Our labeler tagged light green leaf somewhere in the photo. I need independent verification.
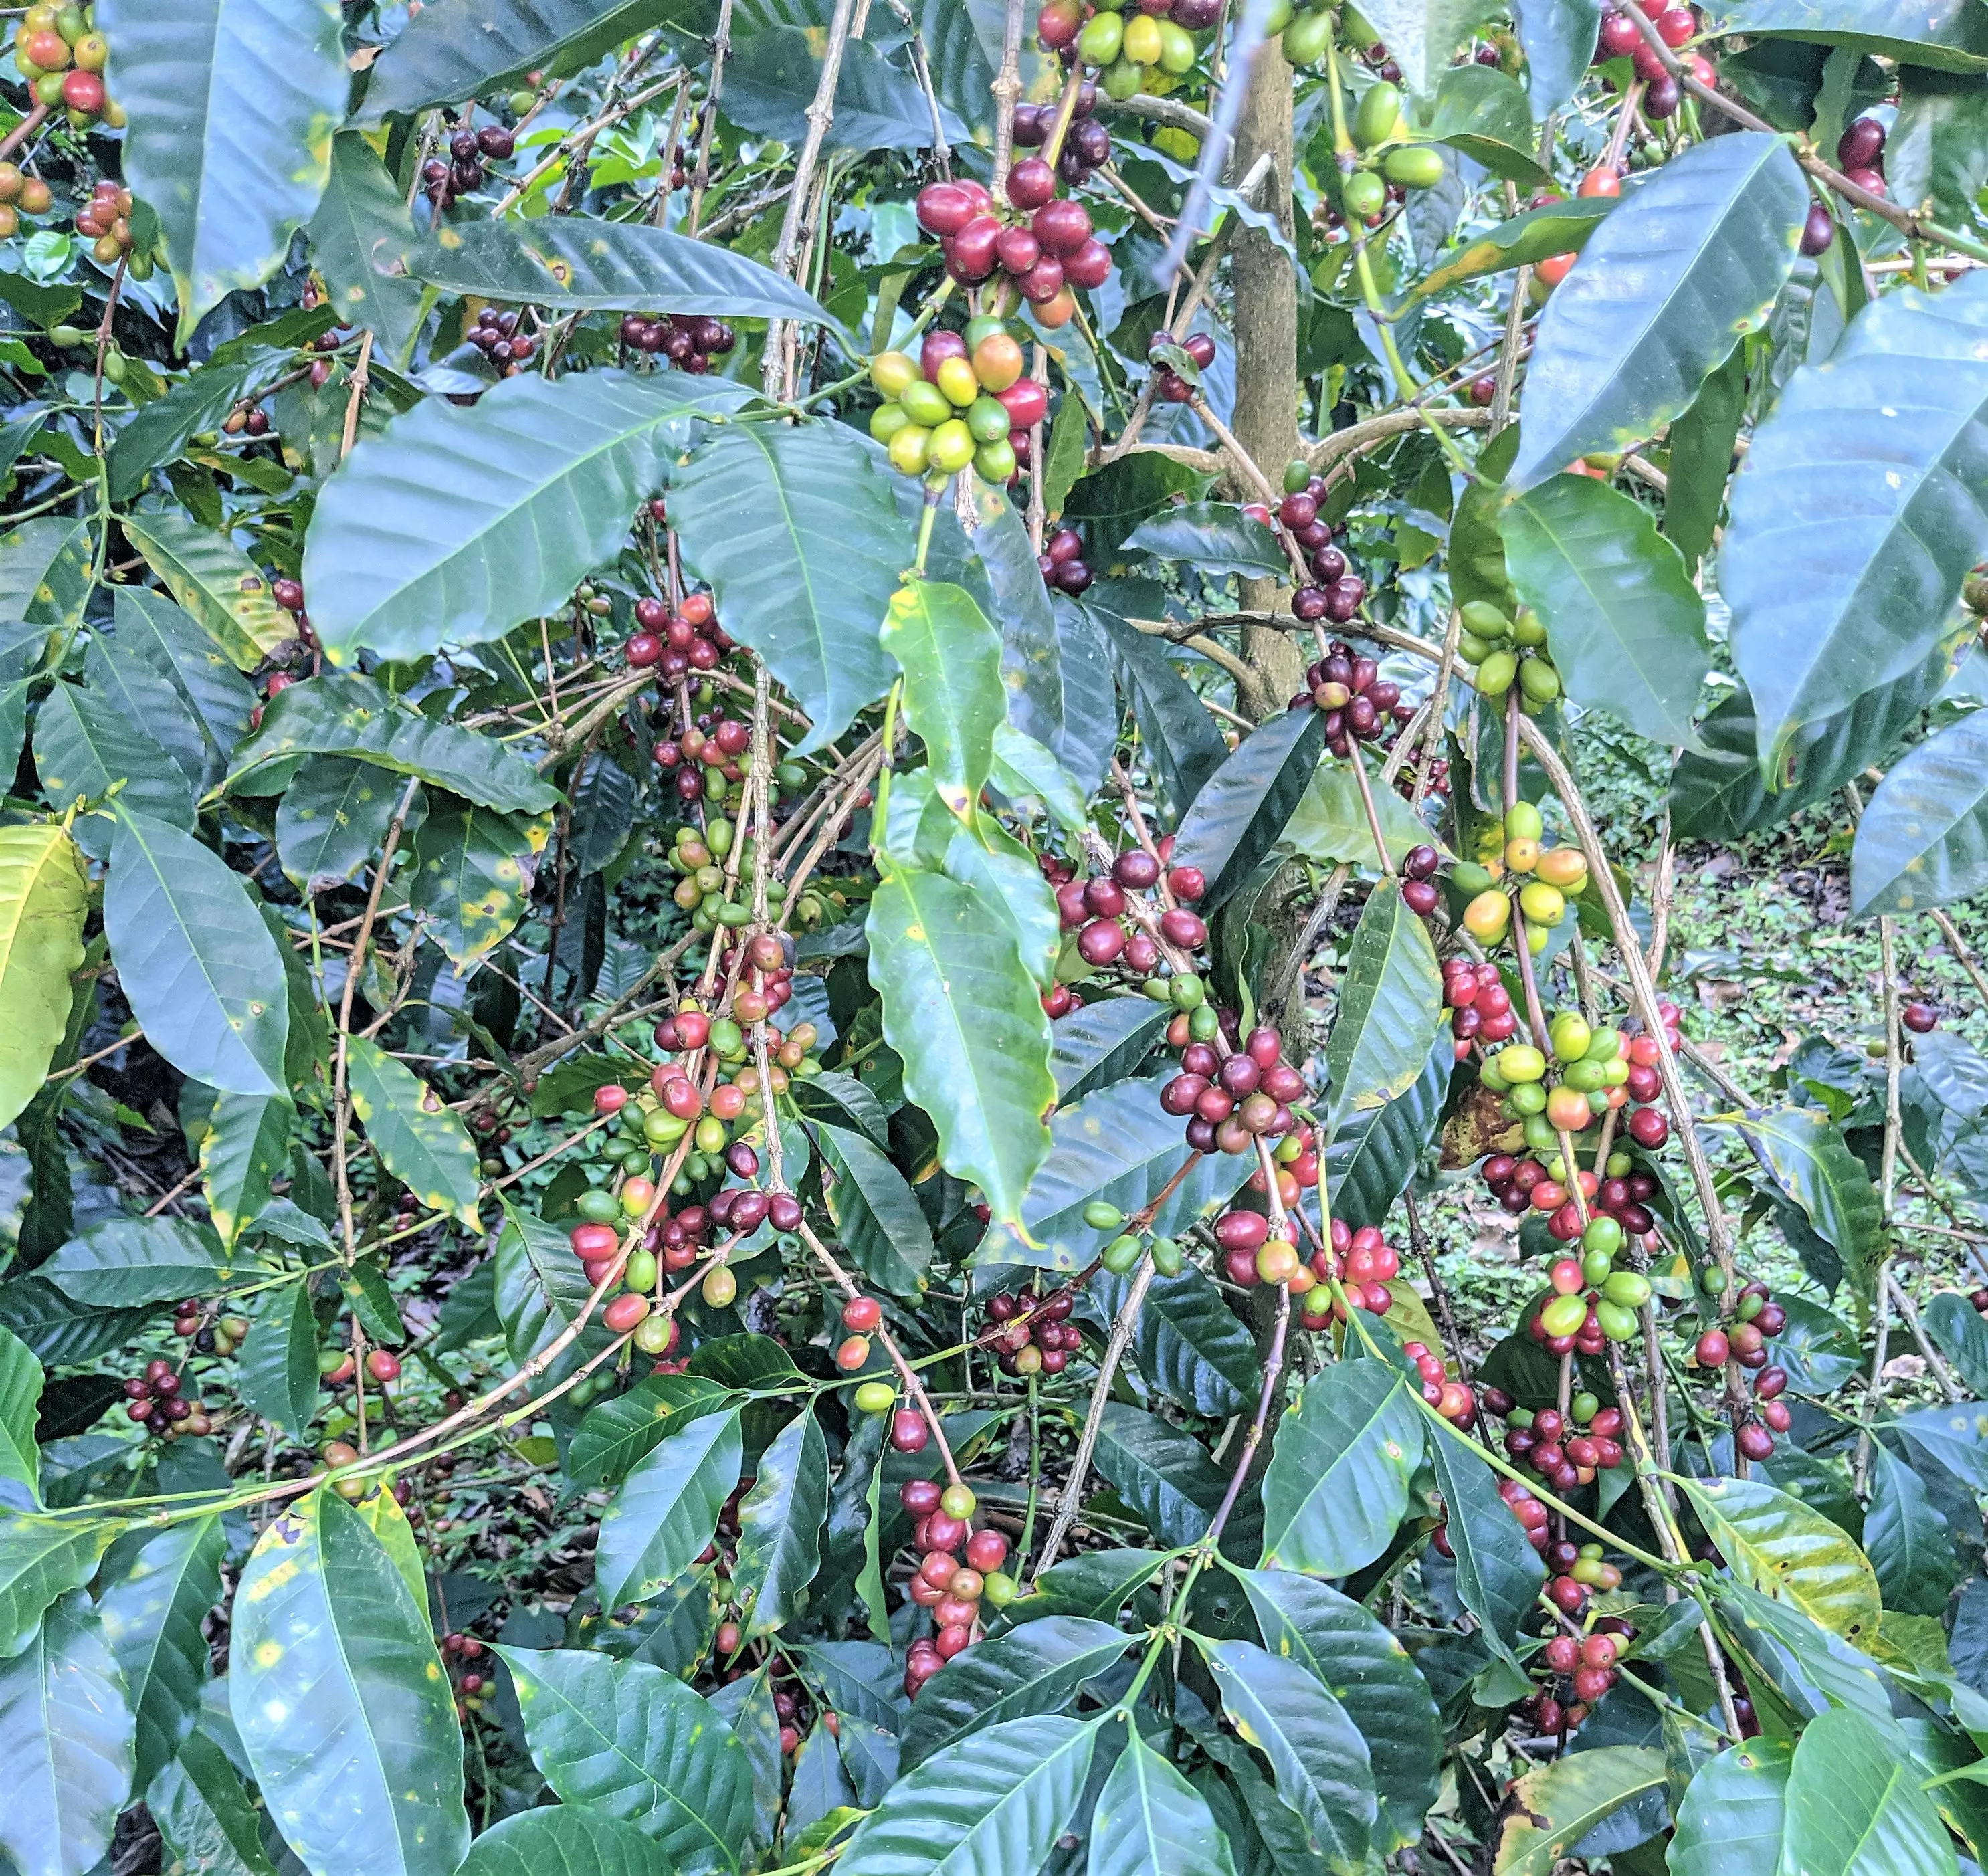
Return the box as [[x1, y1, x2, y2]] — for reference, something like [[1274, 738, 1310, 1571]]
[[0, 1514, 121, 1660], [1260, 1360, 1423, 1575], [0, 1593, 134, 1876], [0, 1326, 41, 1504], [942, 814, 1060, 990], [595, 1405, 744, 1612], [456, 1807, 676, 1876], [1356, 0, 1500, 94], [122, 511, 299, 671], [1730, 1107, 1884, 1295], [882, 579, 1005, 822], [149, 1726, 280, 1876], [345, 1036, 482, 1228], [670, 420, 910, 756], [568, 1374, 736, 1491], [199, 1091, 292, 1250], [0, 825, 87, 1134], [1325, 881, 1444, 1134], [498, 1645, 755, 1874], [302, 369, 747, 665], [231, 1489, 468, 1876], [1285, 758, 1441, 872], [104, 807, 290, 1097], [307, 134, 429, 370], [1088, 1729, 1237, 1876], [1667, 1738, 1790, 1876], [1779, 1706, 1959, 1875], [991, 722, 1088, 831], [733, 1409, 828, 1638], [1704, 0, 1988, 70], [1511, 133, 1807, 488], [40, 1215, 270, 1309], [1498, 473, 1710, 748], [33, 680, 196, 855], [1678, 1474, 1880, 1645], [866, 863, 1053, 1228], [0, 517, 90, 629], [1851, 708, 1988, 916]]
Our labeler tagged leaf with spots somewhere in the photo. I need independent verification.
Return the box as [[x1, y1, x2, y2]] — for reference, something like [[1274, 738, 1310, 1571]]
[[276, 758, 411, 895], [122, 511, 300, 671], [344, 1036, 483, 1229], [409, 804, 551, 967], [1494, 1746, 1667, 1875], [0, 1513, 122, 1661], [498, 1645, 756, 1875], [199, 1093, 293, 1251], [1678, 1475, 1881, 1645], [307, 133, 429, 371], [98, 1514, 225, 1790], [231, 1489, 468, 1876]]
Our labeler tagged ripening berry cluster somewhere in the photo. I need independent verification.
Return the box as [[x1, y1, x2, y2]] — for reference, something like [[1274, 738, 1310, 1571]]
[[982, 1285, 1086, 1374], [1455, 803, 1588, 956], [1522, 1616, 1636, 1736], [1013, 92, 1117, 183], [1455, 598, 1561, 708], [1035, 0, 1217, 99], [1054, 844, 1207, 978], [898, 1481, 1017, 1692], [11, 3, 118, 129], [914, 165, 1108, 318], [630, 580, 732, 684], [1146, 327, 1215, 404], [1295, 643, 1413, 755], [1591, 1, 1711, 118], [422, 122, 515, 210], [442, 1633, 491, 1722], [620, 312, 735, 371], [872, 320, 1041, 484], [118, 1354, 211, 1440], [468, 304, 538, 374]]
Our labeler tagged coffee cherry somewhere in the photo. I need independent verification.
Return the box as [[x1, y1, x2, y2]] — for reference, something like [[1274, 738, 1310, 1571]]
[[891, 1409, 928, 1453], [1904, 1001, 1937, 1033]]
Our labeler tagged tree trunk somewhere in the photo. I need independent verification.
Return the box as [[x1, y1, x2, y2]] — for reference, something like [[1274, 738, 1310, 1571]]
[[1228, 39, 1304, 722]]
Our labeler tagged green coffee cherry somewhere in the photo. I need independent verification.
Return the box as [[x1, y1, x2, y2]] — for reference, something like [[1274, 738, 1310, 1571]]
[[1102, 1233, 1143, 1274], [1354, 79, 1403, 148], [1084, 1200, 1126, 1231]]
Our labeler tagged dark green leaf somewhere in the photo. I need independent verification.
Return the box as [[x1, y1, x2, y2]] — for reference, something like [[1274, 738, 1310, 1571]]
[[1668, 1738, 1790, 1876], [1098, 1259, 1260, 1417], [0, 1514, 120, 1659], [302, 371, 746, 665], [1168, 708, 1328, 912], [498, 1645, 756, 1875], [901, 1616, 1128, 1770], [410, 216, 839, 328], [104, 809, 290, 1096], [1426, 1426, 1543, 1672], [1413, 64, 1551, 183], [1089, 1729, 1237, 1876], [276, 758, 405, 894], [1713, 1580, 1896, 1728], [0, 1281, 150, 1368], [1894, 1401, 1988, 1495], [1704, 0, 1988, 70], [1236, 1568, 1442, 1851], [358, 0, 684, 120], [1727, 271, 1988, 772], [107, 356, 260, 504], [1780, 1706, 1959, 1874], [0, 1593, 134, 1876], [1500, 473, 1708, 746], [456, 1807, 676, 1876], [1094, 1402, 1229, 1550], [235, 1278, 321, 1437], [1677, 1475, 1880, 1644], [569, 1375, 735, 1491], [99, 1515, 223, 1790], [1092, 609, 1226, 821], [733, 1409, 828, 1637], [837, 1712, 1098, 1876], [411, 803, 549, 965], [997, 1550, 1172, 1630], [974, 1073, 1248, 1274], [1510, 0, 1601, 112], [149, 1726, 280, 1876], [1325, 1036, 1450, 1232], [110, 586, 258, 753], [1411, 197, 1616, 303], [346, 1037, 483, 1228], [1511, 134, 1807, 488], [1865, 1441, 1963, 1617], [1356, 0, 1498, 93], [1260, 1360, 1422, 1575], [723, 27, 967, 152], [1926, 1291, 1988, 1396], [308, 133, 428, 369], [815, 1123, 934, 1298], [1324, 880, 1444, 1135], [595, 1404, 744, 1611], [233, 674, 557, 814], [1494, 1746, 1666, 1875], [866, 863, 1054, 1229], [1049, 1000, 1169, 1105], [86, 632, 213, 791], [95, 0, 349, 338], [231, 1489, 468, 1876], [33, 680, 195, 854], [40, 1215, 269, 1309], [1124, 502, 1287, 578], [1731, 1107, 1884, 1293], [1197, 1637, 1375, 1869], [1852, 707, 1988, 916], [1664, 340, 1747, 577], [0, 516, 90, 630]]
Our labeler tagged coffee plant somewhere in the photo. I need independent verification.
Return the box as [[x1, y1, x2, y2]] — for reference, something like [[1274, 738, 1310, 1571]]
[[11, 0, 1988, 1872]]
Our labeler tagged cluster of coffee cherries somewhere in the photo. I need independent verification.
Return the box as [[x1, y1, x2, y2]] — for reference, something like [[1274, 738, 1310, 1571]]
[[1692, 1279, 1790, 1459], [1480, 1011, 1666, 1153], [977, 1284, 1088, 1375], [1593, 1, 1712, 118], [1254, 462, 1364, 625], [1041, 0, 1209, 97], [464, 303, 537, 374], [1037, 522, 1094, 595], [301, 314, 354, 389], [222, 397, 273, 445], [441, 1632, 492, 1722], [912, 167, 1107, 322], [1493, 1388, 1629, 1494], [1515, 1201, 1655, 1352], [11, 3, 118, 129], [872, 319, 1041, 483], [666, 823, 807, 929], [73, 175, 138, 271], [117, 1354, 211, 1439], [896, 1480, 1017, 1692], [1012, 90, 1118, 185], [0, 161, 52, 241], [631, 579, 733, 686], [1158, 1004, 1314, 1158], [1522, 1614, 1635, 1736], [1801, 116, 1887, 252], [422, 122, 515, 211], [1340, 82, 1448, 218], [1456, 802, 1587, 956], [1403, 1337, 1477, 1425], [1146, 327, 1216, 405], [1294, 642, 1414, 759], [619, 312, 735, 372], [170, 1299, 248, 1356], [1456, 599, 1561, 708], [1056, 843, 1208, 978]]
